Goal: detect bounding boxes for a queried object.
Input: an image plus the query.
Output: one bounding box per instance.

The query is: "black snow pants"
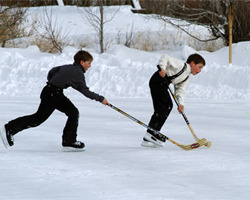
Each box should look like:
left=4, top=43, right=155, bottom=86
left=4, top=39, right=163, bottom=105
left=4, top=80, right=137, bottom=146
left=5, top=84, right=79, bottom=143
left=147, top=71, right=173, bottom=134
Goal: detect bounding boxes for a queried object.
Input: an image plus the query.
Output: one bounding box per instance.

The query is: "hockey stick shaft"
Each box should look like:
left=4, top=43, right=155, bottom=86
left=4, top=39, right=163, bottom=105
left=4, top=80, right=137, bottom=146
left=168, top=86, right=200, bottom=140
left=168, top=86, right=211, bottom=147
left=109, top=104, right=206, bottom=150
left=109, top=104, right=168, bottom=141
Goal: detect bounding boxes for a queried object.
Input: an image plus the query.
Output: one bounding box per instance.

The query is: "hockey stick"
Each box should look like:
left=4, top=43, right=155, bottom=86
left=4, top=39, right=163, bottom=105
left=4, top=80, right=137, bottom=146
left=109, top=104, right=207, bottom=150
left=168, top=86, right=211, bottom=148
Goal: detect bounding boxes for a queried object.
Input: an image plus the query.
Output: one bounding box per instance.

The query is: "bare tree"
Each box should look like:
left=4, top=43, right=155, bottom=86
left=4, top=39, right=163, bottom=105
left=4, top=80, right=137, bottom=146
left=141, top=0, right=250, bottom=45
left=34, top=7, right=70, bottom=53
left=0, top=5, right=28, bottom=47
left=81, top=0, right=119, bottom=53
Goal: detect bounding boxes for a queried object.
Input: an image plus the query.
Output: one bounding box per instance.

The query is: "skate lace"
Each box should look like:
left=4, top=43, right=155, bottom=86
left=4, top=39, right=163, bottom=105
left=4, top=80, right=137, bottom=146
left=74, top=141, right=82, bottom=146
left=10, top=134, right=14, bottom=142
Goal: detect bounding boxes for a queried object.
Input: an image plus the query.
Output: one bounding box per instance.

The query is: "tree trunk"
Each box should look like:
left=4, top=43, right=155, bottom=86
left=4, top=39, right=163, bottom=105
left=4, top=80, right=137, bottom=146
left=57, top=0, right=64, bottom=6
left=99, top=0, right=104, bottom=53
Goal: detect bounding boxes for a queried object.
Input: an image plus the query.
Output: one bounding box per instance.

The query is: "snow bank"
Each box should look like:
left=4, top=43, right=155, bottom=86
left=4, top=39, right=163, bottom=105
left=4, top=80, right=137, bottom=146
left=0, top=42, right=249, bottom=101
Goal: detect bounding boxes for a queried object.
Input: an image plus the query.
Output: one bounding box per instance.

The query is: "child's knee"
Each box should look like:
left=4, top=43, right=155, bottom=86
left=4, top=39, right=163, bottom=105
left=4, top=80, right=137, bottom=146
left=69, top=108, right=79, bottom=120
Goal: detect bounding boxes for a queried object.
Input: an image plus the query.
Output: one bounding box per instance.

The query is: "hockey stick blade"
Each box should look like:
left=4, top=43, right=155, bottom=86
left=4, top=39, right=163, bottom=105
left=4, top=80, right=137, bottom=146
left=188, top=125, right=212, bottom=148
left=168, top=138, right=207, bottom=151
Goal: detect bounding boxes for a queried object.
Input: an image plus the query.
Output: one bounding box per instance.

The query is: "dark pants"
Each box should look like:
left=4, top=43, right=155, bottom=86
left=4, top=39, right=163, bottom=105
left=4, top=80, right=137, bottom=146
left=5, top=84, right=79, bottom=143
left=147, top=71, right=173, bottom=134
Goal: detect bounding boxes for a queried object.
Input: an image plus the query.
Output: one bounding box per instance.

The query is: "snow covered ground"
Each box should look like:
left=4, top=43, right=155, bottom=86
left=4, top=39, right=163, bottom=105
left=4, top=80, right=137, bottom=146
left=1, top=5, right=250, bottom=200
left=1, top=98, right=250, bottom=200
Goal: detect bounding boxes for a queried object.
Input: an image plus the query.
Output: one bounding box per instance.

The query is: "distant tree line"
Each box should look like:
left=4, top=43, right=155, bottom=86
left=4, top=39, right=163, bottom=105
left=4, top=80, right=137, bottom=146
left=0, top=0, right=131, bottom=6
left=140, top=0, right=250, bottom=45
left=1, top=0, right=249, bottom=51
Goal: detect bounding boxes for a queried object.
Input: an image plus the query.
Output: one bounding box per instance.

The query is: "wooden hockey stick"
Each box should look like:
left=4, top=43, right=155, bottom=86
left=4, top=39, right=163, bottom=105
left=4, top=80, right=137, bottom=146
left=168, top=86, right=212, bottom=148
left=109, top=104, right=206, bottom=150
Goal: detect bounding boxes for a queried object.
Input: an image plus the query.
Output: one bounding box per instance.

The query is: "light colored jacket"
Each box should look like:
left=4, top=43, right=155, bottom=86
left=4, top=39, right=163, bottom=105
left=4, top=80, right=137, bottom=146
left=158, top=55, right=191, bottom=105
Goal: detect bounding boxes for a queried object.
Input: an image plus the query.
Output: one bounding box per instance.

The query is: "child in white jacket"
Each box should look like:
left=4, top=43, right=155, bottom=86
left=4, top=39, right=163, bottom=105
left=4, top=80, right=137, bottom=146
left=142, top=53, right=206, bottom=147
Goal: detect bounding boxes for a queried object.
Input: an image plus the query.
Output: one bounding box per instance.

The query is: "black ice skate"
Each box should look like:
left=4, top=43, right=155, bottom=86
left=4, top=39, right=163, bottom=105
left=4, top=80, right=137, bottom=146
left=62, top=140, right=85, bottom=152
left=0, top=125, right=14, bottom=148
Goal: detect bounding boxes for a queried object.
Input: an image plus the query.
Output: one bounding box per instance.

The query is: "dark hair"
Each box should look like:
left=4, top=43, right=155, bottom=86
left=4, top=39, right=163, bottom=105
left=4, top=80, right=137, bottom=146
left=186, top=53, right=206, bottom=66
left=74, top=50, right=93, bottom=64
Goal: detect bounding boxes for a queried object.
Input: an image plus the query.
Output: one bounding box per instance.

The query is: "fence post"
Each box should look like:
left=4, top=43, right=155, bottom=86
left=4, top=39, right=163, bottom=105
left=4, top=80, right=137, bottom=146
left=228, top=3, right=234, bottom=65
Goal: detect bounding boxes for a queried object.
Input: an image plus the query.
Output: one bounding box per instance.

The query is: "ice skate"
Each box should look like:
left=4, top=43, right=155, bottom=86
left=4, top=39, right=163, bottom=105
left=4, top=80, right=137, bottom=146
left=62, top=140, right=85, bottom=152
left=143, top=132, right=165, bottom=147
left=0, top=125, right=14, bottom=148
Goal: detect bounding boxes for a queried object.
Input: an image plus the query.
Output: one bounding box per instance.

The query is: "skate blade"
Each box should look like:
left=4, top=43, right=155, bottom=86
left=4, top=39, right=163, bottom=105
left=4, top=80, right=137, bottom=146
left=0, top=126, right=9, bottom=148
left=62, top=146, right=86, bottom=152
left=141, top=140, right=161, bottom=148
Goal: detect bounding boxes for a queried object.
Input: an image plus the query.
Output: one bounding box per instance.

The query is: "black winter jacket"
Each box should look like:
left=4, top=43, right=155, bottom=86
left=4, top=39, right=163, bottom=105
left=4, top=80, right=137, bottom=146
left=47, top=62, right=104, bottom=103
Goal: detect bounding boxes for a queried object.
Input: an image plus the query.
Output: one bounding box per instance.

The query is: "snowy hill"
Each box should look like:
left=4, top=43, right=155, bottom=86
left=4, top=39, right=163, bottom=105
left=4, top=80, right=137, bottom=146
left=0, top=42, right=249, bottom=100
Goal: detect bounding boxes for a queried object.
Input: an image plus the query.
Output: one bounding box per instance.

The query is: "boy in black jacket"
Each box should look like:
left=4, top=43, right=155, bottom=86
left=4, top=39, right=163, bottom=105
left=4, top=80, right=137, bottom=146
left=0, top=50, right=109, bottom=151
